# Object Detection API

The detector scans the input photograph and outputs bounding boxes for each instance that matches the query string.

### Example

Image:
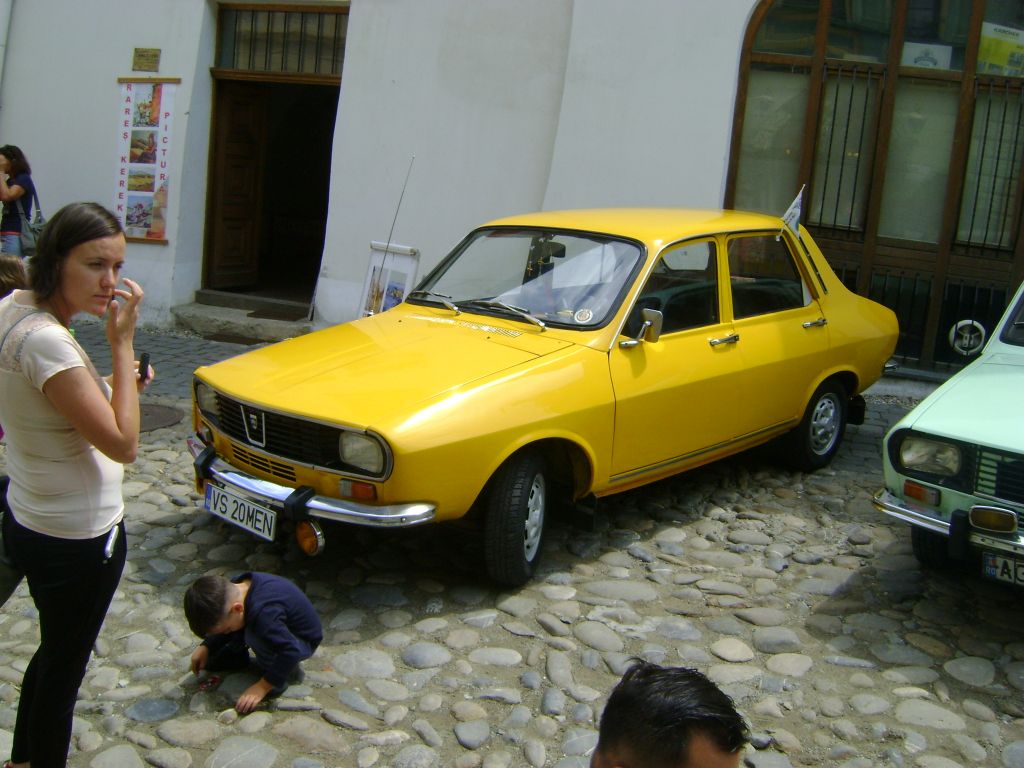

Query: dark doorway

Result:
[207,79,338,306]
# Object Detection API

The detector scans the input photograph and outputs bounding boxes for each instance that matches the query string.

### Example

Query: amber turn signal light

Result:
[295,520,325,555]
[969,505,1018,534]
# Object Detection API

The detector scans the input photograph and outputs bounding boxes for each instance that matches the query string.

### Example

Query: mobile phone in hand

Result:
[138,352,151,383]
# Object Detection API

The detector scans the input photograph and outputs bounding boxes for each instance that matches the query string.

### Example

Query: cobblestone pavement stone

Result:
[0,322,1021,768]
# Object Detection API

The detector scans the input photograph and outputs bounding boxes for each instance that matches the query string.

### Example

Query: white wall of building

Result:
[543,0,757,210]
[0,0,759,329]
[0,0,214,325]
[315,0,574,323]
[315,0,758,325]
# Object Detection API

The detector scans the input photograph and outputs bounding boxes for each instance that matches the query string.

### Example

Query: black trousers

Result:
[3,512,126,768]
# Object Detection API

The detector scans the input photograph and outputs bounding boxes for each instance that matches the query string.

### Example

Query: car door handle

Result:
[708,333,740,347]
[802,317,828,328]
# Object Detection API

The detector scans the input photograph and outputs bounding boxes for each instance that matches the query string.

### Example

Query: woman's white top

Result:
[0,293,123,538]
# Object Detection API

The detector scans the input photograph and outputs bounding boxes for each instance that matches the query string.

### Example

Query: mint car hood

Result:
[900,353,1024,450]
[196,310,575,427]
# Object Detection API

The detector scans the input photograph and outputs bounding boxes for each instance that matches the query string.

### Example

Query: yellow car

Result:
[189,209,898,585]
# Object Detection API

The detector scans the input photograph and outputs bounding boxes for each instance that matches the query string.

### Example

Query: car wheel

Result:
[910,526,949,569]
[788,379,848,471]
[484,451,547,586]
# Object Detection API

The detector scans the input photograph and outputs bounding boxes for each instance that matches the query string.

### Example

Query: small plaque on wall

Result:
[132,48,161,72]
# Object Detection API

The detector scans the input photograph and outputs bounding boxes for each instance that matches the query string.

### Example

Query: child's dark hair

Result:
[183,575,233,637]
[0,254,27,298]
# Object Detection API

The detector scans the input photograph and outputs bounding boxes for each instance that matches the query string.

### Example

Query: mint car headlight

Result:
[898,435,961,476]
[339,432,386,475]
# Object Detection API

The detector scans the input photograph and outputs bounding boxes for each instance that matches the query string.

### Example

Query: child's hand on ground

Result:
[190,646,210,675]
[235,678,275,714]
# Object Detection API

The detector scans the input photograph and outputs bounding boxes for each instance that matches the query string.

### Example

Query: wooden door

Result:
[207,82,267,289]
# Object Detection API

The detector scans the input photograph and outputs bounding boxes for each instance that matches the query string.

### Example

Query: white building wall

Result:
[315,0,574,324]
[0,0,214,325]
[316,0,758,325]
[543,0,758,209]
[0,0,759,329]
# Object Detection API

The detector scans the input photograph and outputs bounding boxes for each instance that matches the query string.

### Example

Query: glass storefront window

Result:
[753,0,818,56]
[828,1,891,63]
[900,0,971,71]
[808,69,879,230]
[734,66,810,215]
[878,78,959,243]
[957,86,1024,251]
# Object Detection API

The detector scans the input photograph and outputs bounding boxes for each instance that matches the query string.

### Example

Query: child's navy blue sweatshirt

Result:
[204,571,323,687]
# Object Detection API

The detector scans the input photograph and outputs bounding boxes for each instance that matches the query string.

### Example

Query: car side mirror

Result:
[620,307,663,348]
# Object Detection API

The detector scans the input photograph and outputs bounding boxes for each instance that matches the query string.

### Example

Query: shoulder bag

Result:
[18,187,46,258]
[0,476,24,605]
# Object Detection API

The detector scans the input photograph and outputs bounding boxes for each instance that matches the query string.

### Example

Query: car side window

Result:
[625,240,719,336]
[727,234,809,319]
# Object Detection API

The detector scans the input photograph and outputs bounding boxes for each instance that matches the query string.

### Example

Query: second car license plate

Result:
[981,551,1024,586]
[205,483,277,542]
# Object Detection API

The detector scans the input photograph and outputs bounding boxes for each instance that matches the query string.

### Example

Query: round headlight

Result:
[899,436,961,476]
[339,432,385,475]
[194,381,220,419]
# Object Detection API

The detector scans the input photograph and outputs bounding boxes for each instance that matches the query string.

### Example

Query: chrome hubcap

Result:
[523,473,545,561]
[809,394,840,454]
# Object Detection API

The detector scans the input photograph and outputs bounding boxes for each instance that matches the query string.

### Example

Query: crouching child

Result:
[184,572,323,713]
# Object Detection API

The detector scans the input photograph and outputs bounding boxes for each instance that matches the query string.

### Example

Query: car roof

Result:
[481,208,786,244]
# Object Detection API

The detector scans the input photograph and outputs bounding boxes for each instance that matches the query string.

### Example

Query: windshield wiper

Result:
[407,290,460,313]
[462,299,546,329]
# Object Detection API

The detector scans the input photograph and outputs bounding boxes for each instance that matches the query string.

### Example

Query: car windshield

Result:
[1001,288,1024,346]
[414,228,643,328]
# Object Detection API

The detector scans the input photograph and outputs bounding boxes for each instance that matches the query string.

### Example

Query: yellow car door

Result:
[608,239,744,481]
[724,232,831,437]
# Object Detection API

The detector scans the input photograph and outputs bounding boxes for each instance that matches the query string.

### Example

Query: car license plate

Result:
[204,483,277,542]
[981,551,1024,585]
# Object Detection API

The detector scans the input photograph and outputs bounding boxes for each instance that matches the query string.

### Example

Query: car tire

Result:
[484,451,547,586]
[910,526,950,569]
[787,379,848,471]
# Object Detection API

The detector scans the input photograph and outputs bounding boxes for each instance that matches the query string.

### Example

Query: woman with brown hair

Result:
[0,202,152,767]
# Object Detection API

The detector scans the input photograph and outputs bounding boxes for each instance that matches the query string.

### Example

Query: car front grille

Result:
[214,393,342,472]
[228,442,297,483]
[975,447,1024,507]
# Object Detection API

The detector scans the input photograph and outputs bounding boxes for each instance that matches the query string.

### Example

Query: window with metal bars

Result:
[218,5,347,77]
[956,81,1024,256]
[808,66,880,233]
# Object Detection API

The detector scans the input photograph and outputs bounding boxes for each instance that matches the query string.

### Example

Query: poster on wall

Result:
[978,22,1024,77]
[360,241,420,316]
[114,77,179,243]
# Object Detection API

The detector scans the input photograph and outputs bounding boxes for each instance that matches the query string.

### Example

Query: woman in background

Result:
[0,145,35,257]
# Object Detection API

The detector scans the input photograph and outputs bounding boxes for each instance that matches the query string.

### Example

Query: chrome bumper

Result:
[873,488,1024,557]
[188,435,436,528]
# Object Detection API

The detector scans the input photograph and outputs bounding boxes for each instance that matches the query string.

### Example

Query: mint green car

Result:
[874,279,1024,586]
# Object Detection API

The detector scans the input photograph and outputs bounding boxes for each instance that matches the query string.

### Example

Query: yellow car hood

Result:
[196,308,575,429]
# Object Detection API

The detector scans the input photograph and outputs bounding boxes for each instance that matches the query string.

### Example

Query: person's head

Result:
[29,202,125,320]
[0,144,30,176]
[184,575,247,637]
[591,661,748,768]
[0,254,27,298]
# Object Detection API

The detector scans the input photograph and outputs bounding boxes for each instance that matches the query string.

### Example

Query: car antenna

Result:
[366,155,415,316]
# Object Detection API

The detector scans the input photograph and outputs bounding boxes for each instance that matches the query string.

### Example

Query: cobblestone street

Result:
[0,323,1021,768]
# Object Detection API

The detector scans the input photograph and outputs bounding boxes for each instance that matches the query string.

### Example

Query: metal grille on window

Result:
[956,82,1024,257]
[808,66,880,233]
[218,8,347,76]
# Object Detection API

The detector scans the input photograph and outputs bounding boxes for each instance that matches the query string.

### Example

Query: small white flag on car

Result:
[781,185,805,240]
